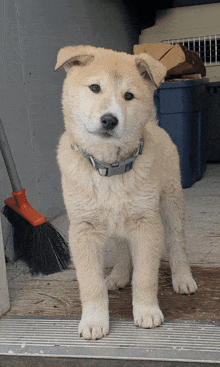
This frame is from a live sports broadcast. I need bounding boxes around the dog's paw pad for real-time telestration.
[172,274,198,294]
[79,324,108,340]
[105,273,130,291]
[133,305,164,329]
[78,307,109,340]
[105,276,119,290]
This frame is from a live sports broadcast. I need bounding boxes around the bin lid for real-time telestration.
[159,78,209,89]
[206,81,220,89]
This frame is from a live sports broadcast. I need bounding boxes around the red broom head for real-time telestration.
[4,189,47,227]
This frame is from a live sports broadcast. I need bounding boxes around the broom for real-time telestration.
[0,117,71,275]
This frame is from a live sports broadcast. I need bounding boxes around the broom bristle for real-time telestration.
[3,205,71,275]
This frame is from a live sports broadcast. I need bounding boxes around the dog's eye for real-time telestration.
[124,92,134,101]
[89,84,101,93]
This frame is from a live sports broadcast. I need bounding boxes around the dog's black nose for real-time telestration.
[100,114,118,130]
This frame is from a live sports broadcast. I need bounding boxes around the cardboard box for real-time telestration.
[133,43,206,77]
[133,43,173,61]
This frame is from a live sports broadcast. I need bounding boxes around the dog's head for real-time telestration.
[55,45,166,161]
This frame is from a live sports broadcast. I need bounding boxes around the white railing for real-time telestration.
[161,35,220,66]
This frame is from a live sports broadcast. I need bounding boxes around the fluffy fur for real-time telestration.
[55,45,197,340]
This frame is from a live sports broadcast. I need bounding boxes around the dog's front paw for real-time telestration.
[172,273,198,294]
[79,305,109,340]
[133,304,164,329]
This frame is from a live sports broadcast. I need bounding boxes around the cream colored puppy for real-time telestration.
[55,45,197,340]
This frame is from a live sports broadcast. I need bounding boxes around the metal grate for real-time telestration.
[0,317,220,364]
[161,35,220,66]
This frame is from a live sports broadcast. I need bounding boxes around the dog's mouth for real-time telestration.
[85,125,118,139]
[90,129,115,139]
[98,131,113,138]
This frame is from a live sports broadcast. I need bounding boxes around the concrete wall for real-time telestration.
[139,3,220,81]
[0,0,140,258]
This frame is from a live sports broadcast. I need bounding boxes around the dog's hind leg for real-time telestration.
[105,237,132,290]
[160,184,198,294]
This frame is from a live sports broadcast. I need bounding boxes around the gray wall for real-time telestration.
[0,0,140,253]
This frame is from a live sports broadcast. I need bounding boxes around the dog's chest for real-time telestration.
[63,152,159,234]
[89,172,158,232]
[94,177,128,213]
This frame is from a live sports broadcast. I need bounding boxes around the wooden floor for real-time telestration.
[4,163,220,320]
[5,262,220,321]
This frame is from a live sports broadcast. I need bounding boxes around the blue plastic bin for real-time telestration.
[205,82,220,162]
[154,79,209,188]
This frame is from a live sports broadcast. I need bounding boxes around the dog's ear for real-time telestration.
[54,46,95,72]
[135,54,167,88]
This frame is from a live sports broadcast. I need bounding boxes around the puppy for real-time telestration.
[55,45,197,340]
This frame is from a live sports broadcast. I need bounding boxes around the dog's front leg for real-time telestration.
[128,216,164,329]
[69,224,109,340]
